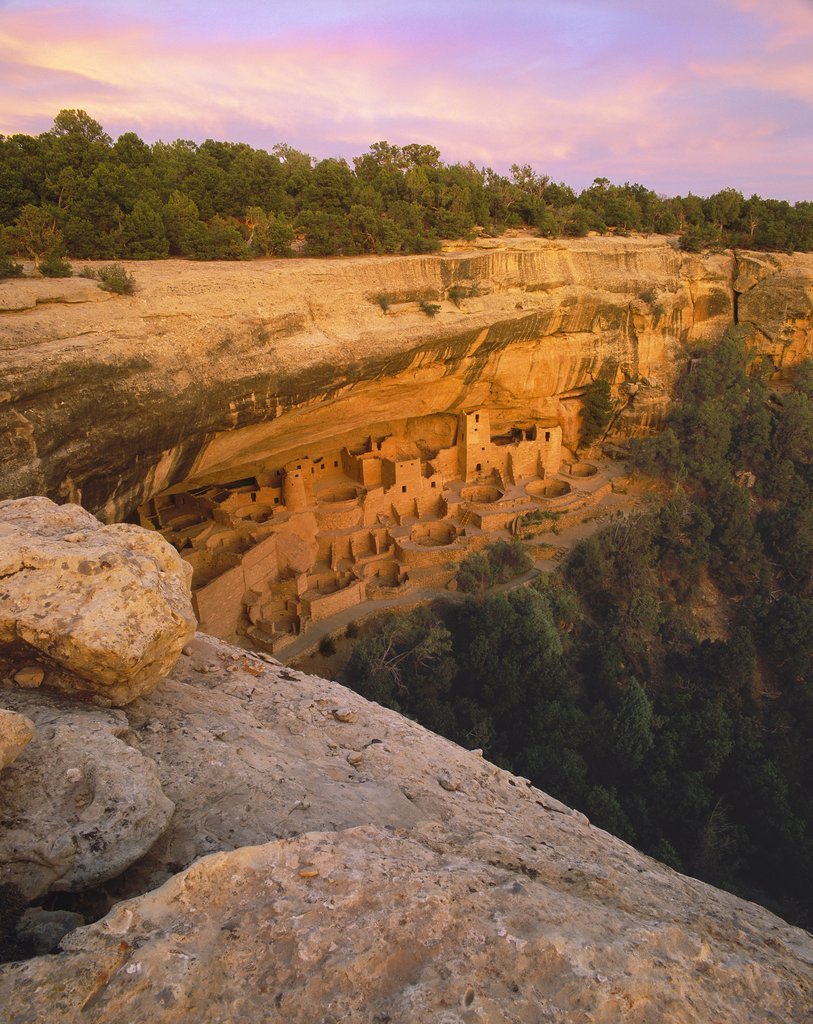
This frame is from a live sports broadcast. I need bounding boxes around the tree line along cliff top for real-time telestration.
[1,109,812,277]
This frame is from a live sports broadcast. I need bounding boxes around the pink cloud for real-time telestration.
[1,1,810,199]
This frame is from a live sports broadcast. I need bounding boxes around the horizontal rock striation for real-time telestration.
[1,236,810,522]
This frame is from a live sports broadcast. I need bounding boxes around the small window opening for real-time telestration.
[475,413,479,423]
[545,431,551,442]
[431,481,436,489]
[401,485,407,493]
[476,463,482,472]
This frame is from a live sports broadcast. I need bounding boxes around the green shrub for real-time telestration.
[579,378,614,448]
[522,508,560,527]
[447,284,467,307]
[96,263,137,295]
[77,266,98,279]
[345,621,359,639]
[318,636,337,656]
[0,254,23,280]
[419,299,441,317]
[0,235,23,280]
[486,539,533,583]
[39,253,72,277]
[375,293,391,312]
[457,551,493,593]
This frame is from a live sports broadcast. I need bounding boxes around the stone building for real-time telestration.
[140,409,577,651]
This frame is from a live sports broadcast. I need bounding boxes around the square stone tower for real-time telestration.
[458,410,491,481]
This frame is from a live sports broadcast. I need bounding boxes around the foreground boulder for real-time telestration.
[0,497,196,705]
[0,706,174,900]
[2,813,812,1024]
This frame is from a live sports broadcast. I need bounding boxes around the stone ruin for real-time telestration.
[138,409,606,651]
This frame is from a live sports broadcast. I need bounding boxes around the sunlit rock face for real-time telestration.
[0,497,195,704]
[1,236,811,521]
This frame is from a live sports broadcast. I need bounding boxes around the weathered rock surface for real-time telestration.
[0,497,196,704]
[1,236,810,522]
[0,703,174,900]
[1,633,811,1022]
[0,708,34,770]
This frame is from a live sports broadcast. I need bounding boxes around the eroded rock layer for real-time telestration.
[2,236,811,522]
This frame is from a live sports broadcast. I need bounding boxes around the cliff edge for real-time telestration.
[2,236,811,522]
[0,499,811,1022]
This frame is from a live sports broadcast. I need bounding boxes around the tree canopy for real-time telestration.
[2,111,811,263]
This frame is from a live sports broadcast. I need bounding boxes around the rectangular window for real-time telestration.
[431,481,436,488]
[545,431,550,442]
[334,461,338,468]
[475,414,479,423]
[401,485,407,493]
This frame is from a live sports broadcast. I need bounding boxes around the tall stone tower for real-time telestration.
[457,409,491,481]
[282,458,314,512]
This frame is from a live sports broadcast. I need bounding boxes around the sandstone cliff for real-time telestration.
[2,236,811,522]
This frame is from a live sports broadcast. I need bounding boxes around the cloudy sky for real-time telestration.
[2,0,812,199]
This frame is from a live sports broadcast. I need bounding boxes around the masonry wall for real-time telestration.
[241,534,279,592]
[194,564,247,639]
[539,426,563,477]
[303,580,367,622]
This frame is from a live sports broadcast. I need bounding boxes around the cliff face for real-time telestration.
[1,235,811,521]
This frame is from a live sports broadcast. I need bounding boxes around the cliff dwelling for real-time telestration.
[139,409,611,652]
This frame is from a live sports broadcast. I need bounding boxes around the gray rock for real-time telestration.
[16,907,85,955]
[0,699,174,899]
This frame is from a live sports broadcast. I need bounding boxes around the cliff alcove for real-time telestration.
[1,238,813,1021]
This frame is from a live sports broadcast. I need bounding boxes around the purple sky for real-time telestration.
[2,0,812,199]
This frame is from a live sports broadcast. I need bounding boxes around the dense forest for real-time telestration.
[1,109,812,276]
[341,334,813,927]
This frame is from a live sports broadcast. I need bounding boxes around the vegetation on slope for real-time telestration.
[342,336,813,927]
[1,110,811,271]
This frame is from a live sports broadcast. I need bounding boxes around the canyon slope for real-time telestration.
[2,631,813,1023]
[2,235,811,522]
